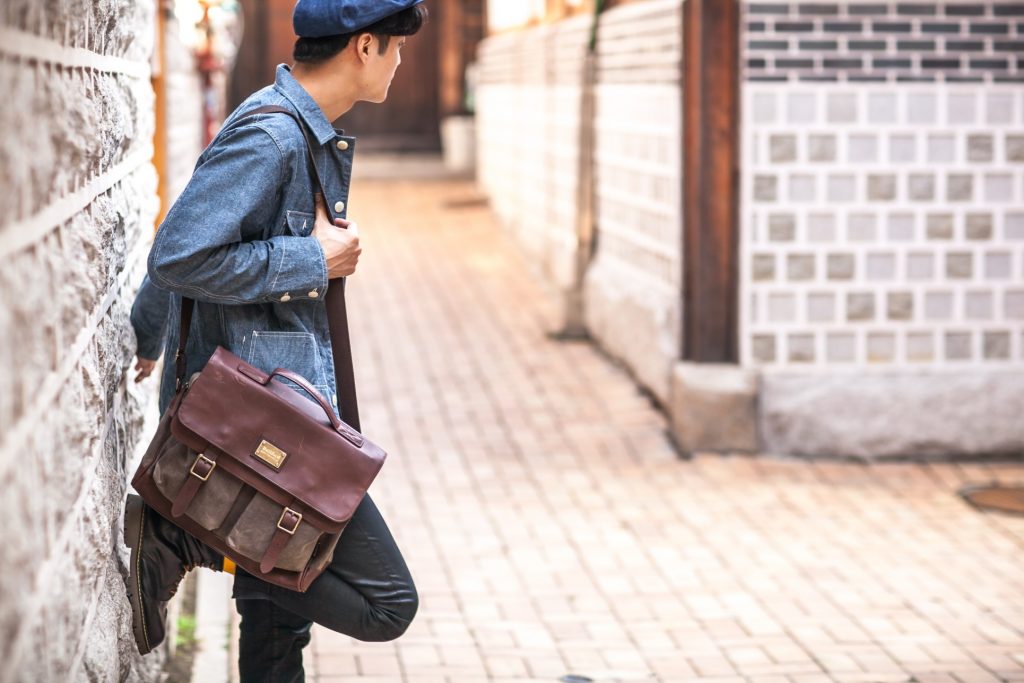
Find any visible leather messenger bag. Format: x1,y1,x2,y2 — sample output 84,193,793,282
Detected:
131,295,386,592
131,106,383,592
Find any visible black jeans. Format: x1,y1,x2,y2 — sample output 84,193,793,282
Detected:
231,493,418,683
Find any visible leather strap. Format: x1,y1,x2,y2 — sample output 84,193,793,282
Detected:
171,105,361,433
259,504,304,574
171,451,219,517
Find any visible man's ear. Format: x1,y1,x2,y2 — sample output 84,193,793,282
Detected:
355,33,374,64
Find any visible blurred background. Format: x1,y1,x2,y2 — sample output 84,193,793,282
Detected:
1,0,1022,681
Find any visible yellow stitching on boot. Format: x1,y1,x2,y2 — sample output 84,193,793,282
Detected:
136,505,150,652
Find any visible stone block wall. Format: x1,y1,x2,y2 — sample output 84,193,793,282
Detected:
477,14,591,294
476,0,683,404
0,1,163,680
583,0,683,403
741,0,1024,457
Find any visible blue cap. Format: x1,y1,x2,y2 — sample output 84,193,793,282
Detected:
293,0,424,38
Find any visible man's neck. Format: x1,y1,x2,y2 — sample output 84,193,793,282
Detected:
291,63,360,123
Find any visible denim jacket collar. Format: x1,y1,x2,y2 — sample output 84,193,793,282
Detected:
273,63,341,145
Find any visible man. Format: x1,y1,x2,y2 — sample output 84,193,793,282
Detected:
126,1,426,679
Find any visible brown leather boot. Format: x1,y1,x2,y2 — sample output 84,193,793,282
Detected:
123,494,223,655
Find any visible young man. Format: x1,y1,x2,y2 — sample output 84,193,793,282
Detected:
126,1,426,679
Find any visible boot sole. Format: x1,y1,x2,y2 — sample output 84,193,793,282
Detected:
123,494,153,655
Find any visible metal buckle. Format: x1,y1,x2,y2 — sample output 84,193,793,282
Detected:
277,507,302,535
189,453,216,481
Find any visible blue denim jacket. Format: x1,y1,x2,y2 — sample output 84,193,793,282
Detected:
131,64,355,419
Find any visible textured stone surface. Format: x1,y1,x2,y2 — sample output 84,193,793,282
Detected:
0,3,177,681
762,371,1024,458
668,362,759,454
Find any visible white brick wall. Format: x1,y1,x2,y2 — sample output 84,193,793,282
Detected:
477,16,590,291
0,1,167,679
742,1,1024,458
477,0,683,403
741,8,1024,370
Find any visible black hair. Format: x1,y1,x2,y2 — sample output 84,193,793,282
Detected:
294,5,428,63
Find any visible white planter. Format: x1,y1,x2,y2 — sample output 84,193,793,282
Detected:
441,115,476,174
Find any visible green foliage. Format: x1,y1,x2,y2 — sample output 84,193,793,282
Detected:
175,614,197,649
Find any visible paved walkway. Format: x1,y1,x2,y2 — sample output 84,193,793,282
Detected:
295,178,1023,683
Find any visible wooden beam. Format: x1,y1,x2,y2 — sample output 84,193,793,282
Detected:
682,0,740,363
438,0,463,117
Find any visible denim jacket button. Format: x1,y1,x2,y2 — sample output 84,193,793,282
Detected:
280,293,292,302
334,201,345,213
308,290,320,299
336,140,349,151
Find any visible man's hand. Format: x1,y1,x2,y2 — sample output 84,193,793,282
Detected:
134,356,157,383
313,194,361,279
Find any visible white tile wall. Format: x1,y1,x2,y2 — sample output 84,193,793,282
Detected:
742,83,1024,369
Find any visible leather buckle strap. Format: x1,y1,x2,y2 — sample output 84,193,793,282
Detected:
277,507,302,535
260,505,305,573
172,451,219,518
189,453,217,481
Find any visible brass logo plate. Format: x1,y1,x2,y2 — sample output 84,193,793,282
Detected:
254,440,288,469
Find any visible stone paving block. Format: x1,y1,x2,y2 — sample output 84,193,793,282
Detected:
303,179,1024,683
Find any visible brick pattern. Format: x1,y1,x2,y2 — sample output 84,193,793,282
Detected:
300,178,1024,683
742,83,1024,368
477,15,591,292
0,3,162,681
476,0,684,403
744,1,1024,84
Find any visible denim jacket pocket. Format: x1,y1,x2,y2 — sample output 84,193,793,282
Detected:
242,330,330,403
285,210,315,237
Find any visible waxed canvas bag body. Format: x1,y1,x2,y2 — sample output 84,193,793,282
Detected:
131,106,380,592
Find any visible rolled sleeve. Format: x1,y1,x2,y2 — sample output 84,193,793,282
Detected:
148,124,328,305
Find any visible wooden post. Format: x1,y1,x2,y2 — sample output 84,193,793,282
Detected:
438,0,464,117
682,0,740,363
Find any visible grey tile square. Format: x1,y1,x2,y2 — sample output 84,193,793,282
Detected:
808,134,837,162
867,333,896,362
808,213,837,242
907,252,935,280
769,213,796,241
826,333,857,362
847,292,876,321
983,331,1011,360
925,291,954,319
887,291,914,320
965,291,994,319
787,334,816,362
848,213,877,241
944,331,973,360
808,292,836,322
906,332,934,361
753,334,777,362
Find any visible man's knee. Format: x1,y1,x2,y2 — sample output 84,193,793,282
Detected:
364,588,419,642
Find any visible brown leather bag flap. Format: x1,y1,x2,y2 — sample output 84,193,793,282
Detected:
171,347,386,527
